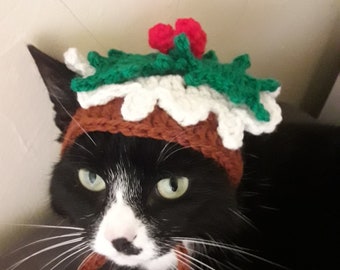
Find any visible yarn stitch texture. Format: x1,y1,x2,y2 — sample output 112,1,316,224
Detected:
63,17,282,181
69,34,280,122
62,17,282,270
62,98,243,186
73,75,281,150
149,18,207,58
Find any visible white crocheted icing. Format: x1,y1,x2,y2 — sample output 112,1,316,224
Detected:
64,48,95,77
64,49,282,150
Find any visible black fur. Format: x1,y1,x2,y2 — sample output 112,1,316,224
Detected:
27,45,79,138
237,122,340,269
28,45,340,269
51,132,239,263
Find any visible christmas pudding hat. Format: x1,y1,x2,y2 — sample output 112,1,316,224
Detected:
63,18,281,188
63,18,281,270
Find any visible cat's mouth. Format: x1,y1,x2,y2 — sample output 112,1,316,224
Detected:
93,233,161,267
92,235,178,268
78,244,187,270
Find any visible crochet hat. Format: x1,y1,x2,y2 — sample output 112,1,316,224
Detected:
62,18,281,186
62,18,282,270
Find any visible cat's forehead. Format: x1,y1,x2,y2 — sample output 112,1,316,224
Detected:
63,132,229,185
67,132,204,167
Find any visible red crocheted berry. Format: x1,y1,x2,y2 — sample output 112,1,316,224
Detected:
148,18,207,58
174,18,207,58
148,23,175,54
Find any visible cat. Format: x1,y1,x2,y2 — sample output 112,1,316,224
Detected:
21,45,340,270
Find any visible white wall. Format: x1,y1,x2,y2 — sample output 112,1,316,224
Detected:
319,74,340,125
0,0,339,248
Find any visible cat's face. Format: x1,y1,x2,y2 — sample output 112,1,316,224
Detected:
27,45,239,269
51,132,237,268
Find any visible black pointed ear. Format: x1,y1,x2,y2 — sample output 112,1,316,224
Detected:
27,44,80,137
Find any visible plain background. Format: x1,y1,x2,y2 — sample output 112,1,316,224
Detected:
0,0,339,250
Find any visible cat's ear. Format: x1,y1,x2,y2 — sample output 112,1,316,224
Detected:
27,45,80,136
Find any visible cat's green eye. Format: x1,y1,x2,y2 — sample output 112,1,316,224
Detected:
78,169,106,192
156,176,189,200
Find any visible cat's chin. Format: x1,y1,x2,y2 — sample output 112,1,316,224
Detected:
138,252,178,270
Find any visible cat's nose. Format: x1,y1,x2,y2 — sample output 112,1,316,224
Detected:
111,237,142,255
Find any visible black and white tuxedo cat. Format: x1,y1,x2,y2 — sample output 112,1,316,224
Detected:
22,45,339,270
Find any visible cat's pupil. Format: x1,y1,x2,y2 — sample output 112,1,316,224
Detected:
88,172,97,184
170,177,178,192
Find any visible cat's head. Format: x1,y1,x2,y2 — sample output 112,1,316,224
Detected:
28,44,240,268
28,18,281,269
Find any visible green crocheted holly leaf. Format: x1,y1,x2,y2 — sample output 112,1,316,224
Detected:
70,34,280,121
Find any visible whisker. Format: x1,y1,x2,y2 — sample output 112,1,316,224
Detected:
259,205,279,211
175,255,195,270
53,94,97,147
6,237,84,270
63,247,92,269
173,237,290,270
157,131,187,164
62,137,94,156
49,244,89,270
161,242,196,270
2,223,84,231
244,153,259,159
205,234,250,266
9,232,83,255
182,244,237,270
40,242,87,270
157,140,176,164
229,208,259,231
173,237,250,251
174,248,214,270
223,260,243,270
168,260,178,270
162,146,191,162
79,213,96,220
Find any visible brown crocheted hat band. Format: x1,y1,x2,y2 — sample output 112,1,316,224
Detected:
61,98,243,186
